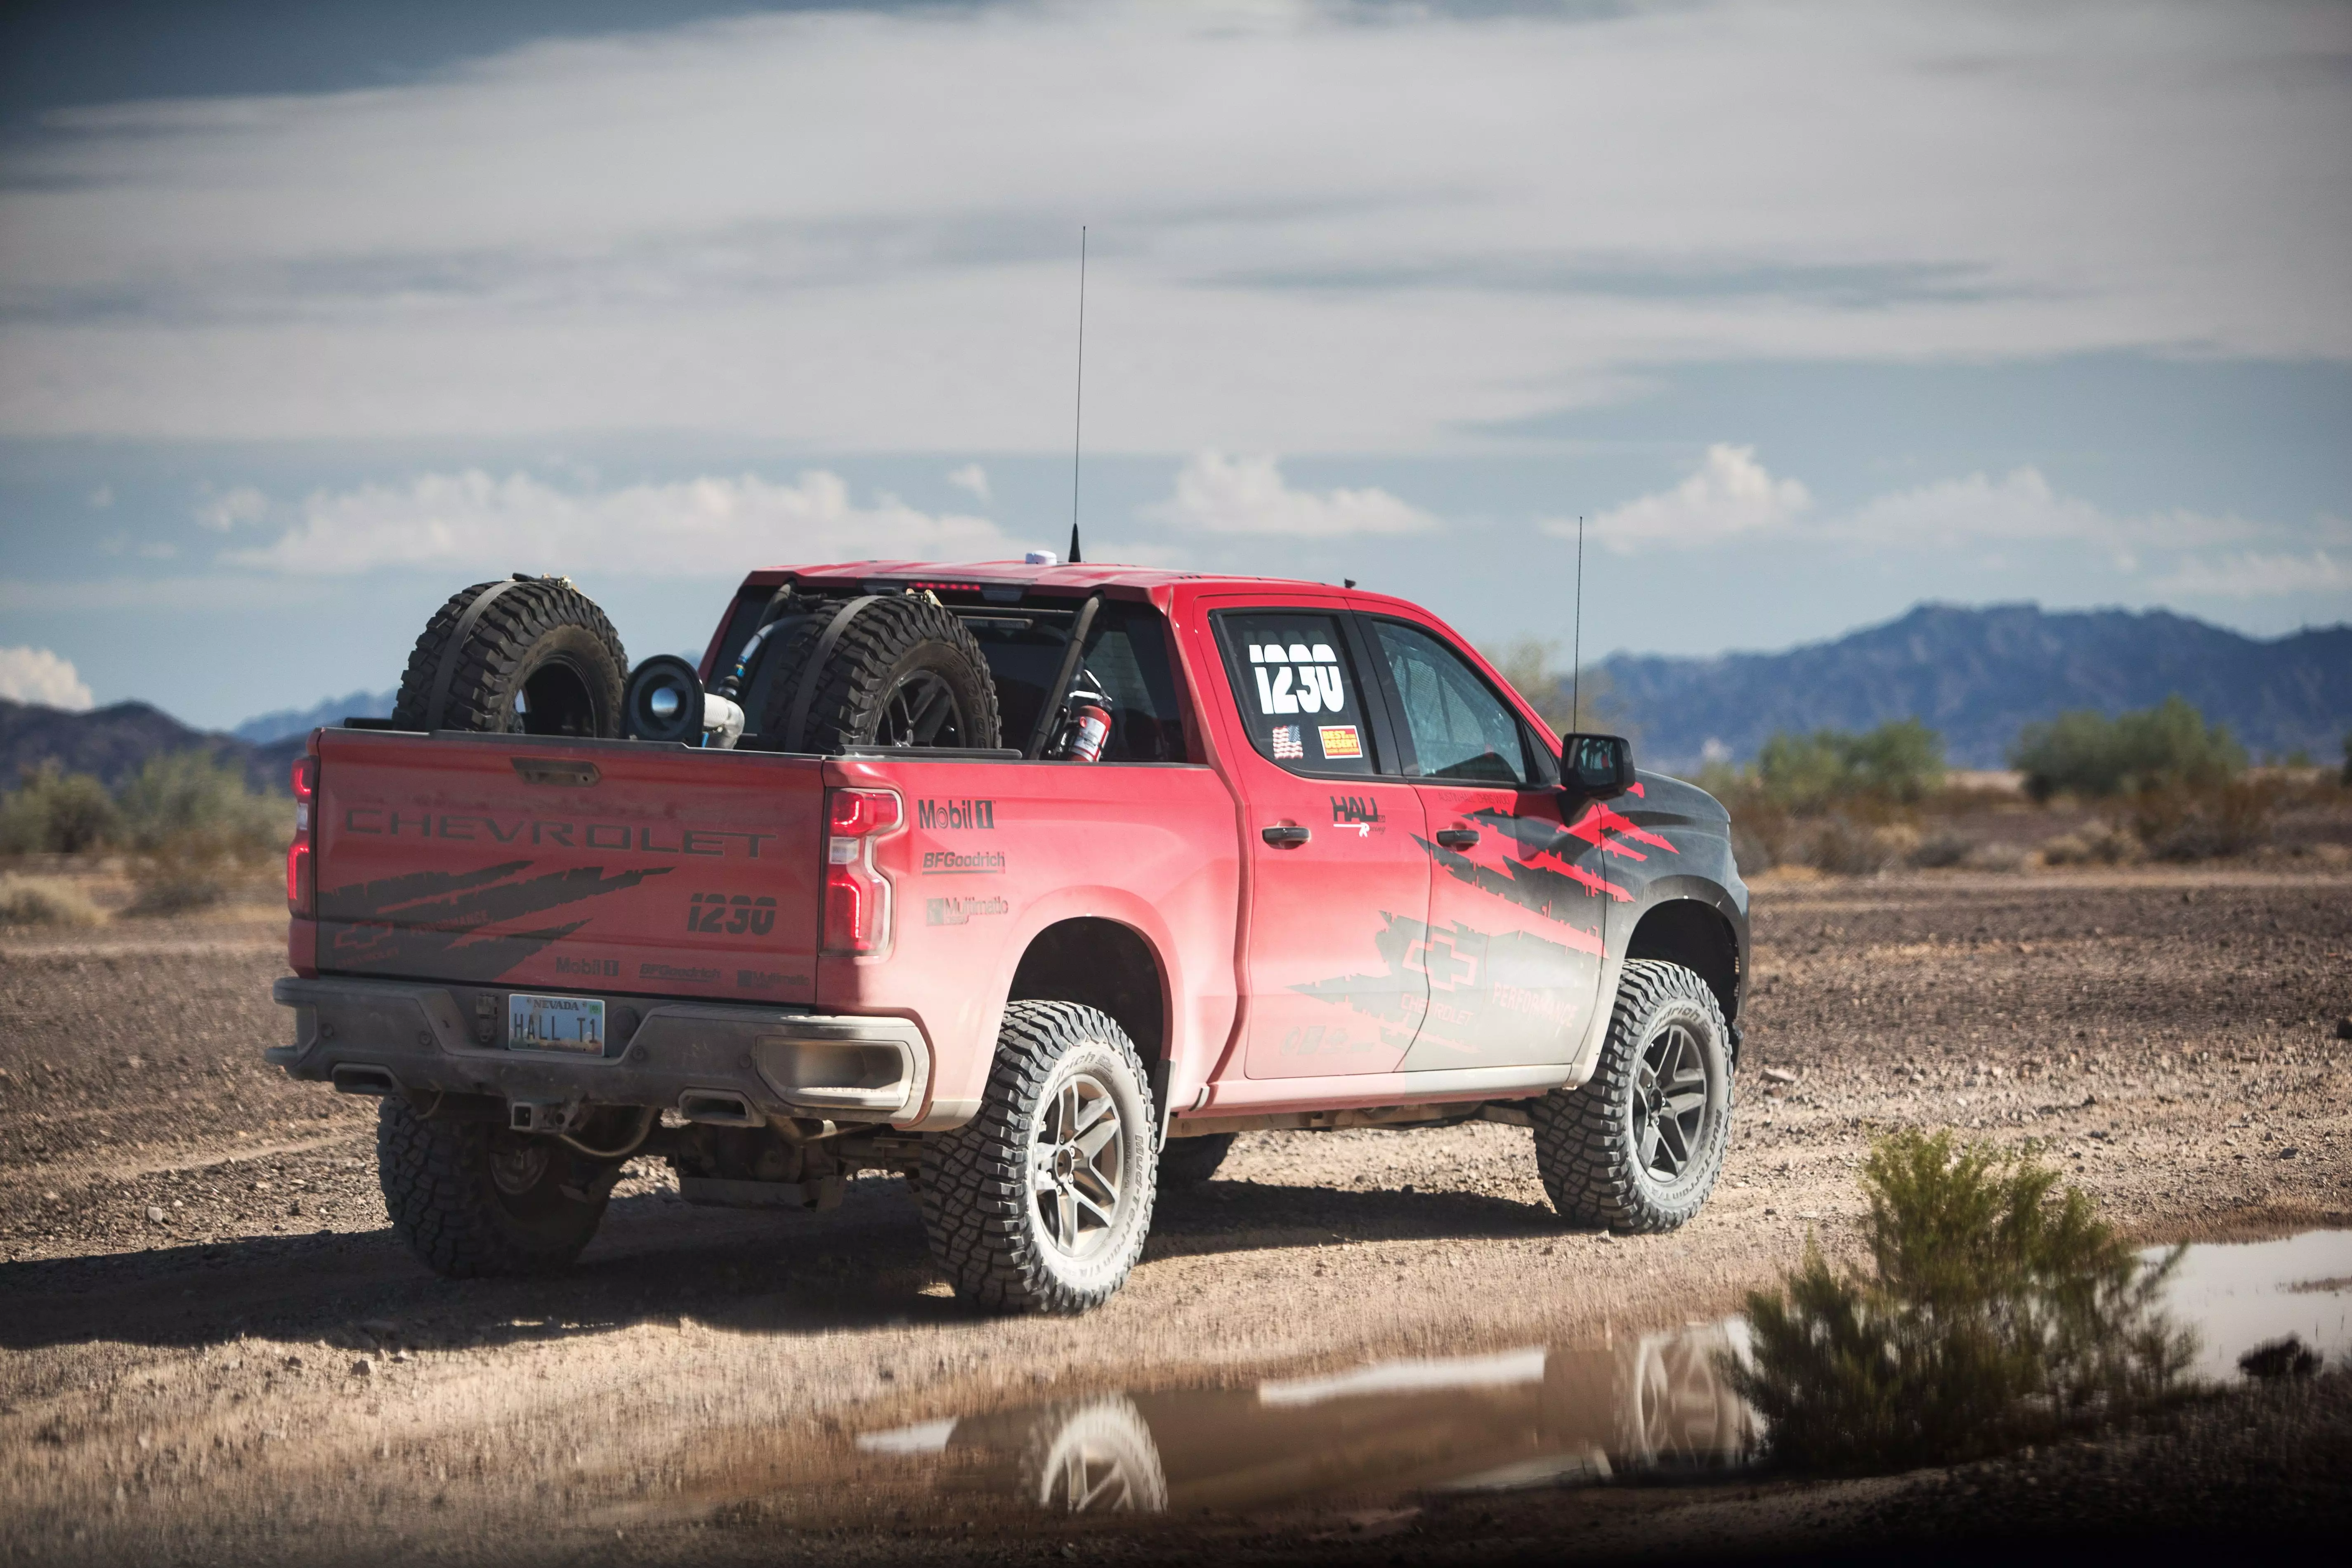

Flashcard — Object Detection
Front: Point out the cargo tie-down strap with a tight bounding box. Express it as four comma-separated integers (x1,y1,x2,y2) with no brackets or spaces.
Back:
780,594,881,752
425,576,532,732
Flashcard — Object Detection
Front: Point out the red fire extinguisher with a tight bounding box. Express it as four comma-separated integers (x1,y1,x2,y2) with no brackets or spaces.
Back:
1051,684,1112,762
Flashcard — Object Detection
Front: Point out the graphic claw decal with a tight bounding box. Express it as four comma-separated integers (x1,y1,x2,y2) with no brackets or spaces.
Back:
320,861,673,982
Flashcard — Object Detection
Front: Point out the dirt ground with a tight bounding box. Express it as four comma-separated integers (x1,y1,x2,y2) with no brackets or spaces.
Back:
2,868,2347,1565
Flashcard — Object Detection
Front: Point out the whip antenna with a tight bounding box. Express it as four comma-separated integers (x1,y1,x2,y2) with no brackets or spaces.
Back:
1069,226,1086,564
1571,515,1584,732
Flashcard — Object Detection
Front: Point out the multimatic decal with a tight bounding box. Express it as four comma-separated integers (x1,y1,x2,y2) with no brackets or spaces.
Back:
926,895,1010,926
1291,913,1589,1056
320,860,673,982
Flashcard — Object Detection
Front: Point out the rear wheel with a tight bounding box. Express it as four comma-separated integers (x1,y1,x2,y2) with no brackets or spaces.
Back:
376,1099,610,1277
1530,959,1732,1233
758,593,1001,754
919,1002,1157,1313
390,576,626,737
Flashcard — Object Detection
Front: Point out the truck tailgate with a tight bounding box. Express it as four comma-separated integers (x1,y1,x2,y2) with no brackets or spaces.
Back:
306,730,824,1005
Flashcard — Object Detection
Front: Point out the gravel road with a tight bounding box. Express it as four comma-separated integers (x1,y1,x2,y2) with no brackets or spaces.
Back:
2,870,2345,1564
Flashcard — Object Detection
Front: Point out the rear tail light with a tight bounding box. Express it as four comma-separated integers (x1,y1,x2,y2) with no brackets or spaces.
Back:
822,788,902,955
287,755,316,916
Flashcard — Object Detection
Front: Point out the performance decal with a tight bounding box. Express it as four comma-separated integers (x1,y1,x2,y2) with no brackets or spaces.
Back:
1291,912,1591,1055
319,860,673,982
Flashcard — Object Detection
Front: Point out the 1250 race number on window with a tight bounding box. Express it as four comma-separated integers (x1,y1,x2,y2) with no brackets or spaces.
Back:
1215,611,1376,777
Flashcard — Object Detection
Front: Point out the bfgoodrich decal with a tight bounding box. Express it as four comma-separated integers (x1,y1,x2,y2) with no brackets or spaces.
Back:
921,848,1006,875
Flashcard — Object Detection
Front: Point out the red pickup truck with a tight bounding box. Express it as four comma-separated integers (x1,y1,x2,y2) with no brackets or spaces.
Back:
271,560,1747,1313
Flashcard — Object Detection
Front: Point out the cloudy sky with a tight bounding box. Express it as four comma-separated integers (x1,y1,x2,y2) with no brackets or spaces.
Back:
1,0,2347,729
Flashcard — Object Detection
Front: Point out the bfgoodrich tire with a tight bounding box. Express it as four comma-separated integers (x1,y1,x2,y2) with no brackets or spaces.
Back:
390,576,627,737
376,1099,609,1278
919,1002,1157,1314
758,593,1001,754
1530,959,1733,1234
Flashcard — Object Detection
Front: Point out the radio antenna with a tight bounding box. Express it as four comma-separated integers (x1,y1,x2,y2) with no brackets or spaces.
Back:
1570,515,1585,732
1068,225,1087,564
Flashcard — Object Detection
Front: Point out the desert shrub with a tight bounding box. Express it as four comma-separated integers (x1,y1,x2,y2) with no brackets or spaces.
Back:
0,872,104,928
2125,778,2278,861
0,764,123,854
1909,827,1976,869
1757,720,1945,810
2037,825,2143,867
1726,1129,2194,1473
116,752,285,854
1483,638,1641,743
2012,696,2245,802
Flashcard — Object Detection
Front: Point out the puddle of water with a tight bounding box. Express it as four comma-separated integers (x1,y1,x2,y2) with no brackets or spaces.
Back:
2149,1228,2352,1382
712,1229,2350,1521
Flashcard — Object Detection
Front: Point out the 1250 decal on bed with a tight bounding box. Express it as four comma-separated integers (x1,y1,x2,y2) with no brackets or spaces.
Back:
685,892,777,934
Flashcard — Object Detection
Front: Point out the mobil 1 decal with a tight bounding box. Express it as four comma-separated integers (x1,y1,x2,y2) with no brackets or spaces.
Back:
1225,612,1374,773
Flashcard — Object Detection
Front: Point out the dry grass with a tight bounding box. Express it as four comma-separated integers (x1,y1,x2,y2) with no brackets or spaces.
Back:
0,872,105,929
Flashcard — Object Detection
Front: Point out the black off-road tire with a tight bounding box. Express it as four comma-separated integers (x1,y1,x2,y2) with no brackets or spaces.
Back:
919,1002,1157,1315
758,593,1001,754
376,1098,609,1278
1530,959,1733,1234
391,576,627,736
1156,1132,1235,1188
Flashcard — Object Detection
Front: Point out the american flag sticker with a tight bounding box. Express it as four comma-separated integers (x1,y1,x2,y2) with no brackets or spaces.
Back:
1318,725,1363,759
1271,724,1304,759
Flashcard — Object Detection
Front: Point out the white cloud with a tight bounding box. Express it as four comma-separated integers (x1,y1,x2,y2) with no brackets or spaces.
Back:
1570,444,1811,551
226,468,1012,576
946,463,991,503
195,484,269,531
1149,450,1436,538
1,1,2343,447
87,484,113,509
0,647,96,710
2150,550,2348,599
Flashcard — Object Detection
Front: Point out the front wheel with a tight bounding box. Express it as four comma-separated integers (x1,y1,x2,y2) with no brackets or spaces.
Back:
919,1001,1158,1314
1530,959,1733,1233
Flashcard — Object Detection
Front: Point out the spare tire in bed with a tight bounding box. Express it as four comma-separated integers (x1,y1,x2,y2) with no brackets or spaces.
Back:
757,593,1001,754
390,576,628,737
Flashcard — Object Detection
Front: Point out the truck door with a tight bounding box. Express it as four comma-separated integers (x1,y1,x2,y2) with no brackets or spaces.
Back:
1203,605,1430,1079
1360,616,1613,1072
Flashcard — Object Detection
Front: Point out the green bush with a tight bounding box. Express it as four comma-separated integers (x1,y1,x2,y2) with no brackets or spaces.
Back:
1727,1129,2194,1473
0,764,123,854
1755,719,1945,809
2011,696,2245,802
116,752,286,856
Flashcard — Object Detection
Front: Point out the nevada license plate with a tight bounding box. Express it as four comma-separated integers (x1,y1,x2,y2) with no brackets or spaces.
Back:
507,992,607,1054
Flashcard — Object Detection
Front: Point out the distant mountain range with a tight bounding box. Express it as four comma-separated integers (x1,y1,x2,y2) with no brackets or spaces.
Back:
0,699,301,793
231,689,395,744
1600,604,2352,771
3,605,2345,791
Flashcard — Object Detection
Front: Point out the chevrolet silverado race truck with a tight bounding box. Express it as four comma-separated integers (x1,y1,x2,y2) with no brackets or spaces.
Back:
270,560,1747,1313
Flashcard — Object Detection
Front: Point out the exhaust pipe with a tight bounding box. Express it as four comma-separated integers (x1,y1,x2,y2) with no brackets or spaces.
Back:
330,1064,400,1097
677,1090,762,1127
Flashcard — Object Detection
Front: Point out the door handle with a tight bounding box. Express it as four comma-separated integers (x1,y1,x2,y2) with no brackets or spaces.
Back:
1434,827,1480,849
1261,825,1311,847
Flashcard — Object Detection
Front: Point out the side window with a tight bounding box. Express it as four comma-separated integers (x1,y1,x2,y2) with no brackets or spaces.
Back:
1212,611,1378,777
1372,620,1533,786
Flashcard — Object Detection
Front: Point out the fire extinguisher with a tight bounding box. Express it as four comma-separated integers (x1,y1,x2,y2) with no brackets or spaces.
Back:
1049,681,1112,762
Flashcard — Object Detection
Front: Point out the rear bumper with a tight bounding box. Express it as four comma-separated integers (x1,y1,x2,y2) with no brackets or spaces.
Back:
267,975,940,1129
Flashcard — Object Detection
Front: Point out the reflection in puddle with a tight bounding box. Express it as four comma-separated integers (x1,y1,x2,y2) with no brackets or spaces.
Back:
760,1231,2351,1521
853,1321,1759,1515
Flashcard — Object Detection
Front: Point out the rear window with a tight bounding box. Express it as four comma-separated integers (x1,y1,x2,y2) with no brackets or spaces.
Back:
964,602,1189,763
1210,609,1378,777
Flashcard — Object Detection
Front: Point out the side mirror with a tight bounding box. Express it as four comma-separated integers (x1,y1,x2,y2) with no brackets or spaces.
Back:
1559,733,1634,796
